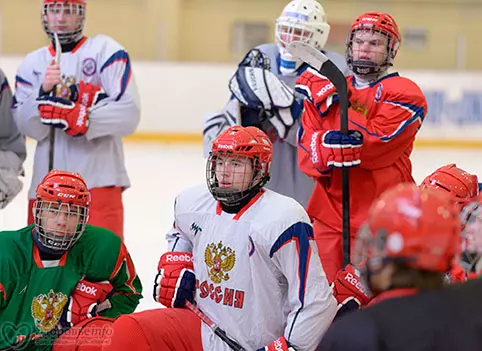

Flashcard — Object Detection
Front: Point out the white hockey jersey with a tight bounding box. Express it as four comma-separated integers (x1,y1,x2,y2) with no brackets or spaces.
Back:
12,35,140,199
166,185,337,351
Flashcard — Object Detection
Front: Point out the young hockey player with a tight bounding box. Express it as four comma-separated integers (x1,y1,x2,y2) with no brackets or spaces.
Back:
0,68,26,210
316,184,482,351
12,0,140,239
203,0,349,209
0,170,142,350
296,11,427,281
102,126,337,351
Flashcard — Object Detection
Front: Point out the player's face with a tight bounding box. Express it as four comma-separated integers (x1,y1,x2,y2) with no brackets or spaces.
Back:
45,3,81,34
277,25,313,48
215,156,254,192
40,202,81,237
351,30,388,65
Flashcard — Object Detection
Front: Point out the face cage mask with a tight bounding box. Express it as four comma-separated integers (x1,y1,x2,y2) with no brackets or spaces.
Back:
346,29,395,79
460,202,482,273
42,2,85,45
206,153,268,206
275,22,315,75
34,200,88,251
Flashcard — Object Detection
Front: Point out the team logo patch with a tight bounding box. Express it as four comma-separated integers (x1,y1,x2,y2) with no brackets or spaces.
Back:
31,289,68,332
55,75,76,99
205,241,236,284
82,57,97,76
374,83,383,103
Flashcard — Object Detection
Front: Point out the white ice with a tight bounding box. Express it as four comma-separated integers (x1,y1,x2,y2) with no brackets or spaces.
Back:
0,140,480,313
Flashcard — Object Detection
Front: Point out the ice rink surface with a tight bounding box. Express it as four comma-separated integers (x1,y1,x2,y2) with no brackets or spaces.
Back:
0,140,481,312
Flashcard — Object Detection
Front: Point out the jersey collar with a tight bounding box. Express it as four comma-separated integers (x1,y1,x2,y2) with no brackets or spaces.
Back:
48,36,87,57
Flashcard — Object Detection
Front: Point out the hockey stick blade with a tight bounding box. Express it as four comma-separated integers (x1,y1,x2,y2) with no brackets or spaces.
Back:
287,41,352,266
185,301,246,351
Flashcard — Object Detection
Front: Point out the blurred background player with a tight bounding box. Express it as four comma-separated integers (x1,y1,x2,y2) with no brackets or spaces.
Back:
12,0,140,239
0,170,142,350
317,183,469,351
203,0,349,208
296,12,427,282
102,126,336,351
0,68,26,210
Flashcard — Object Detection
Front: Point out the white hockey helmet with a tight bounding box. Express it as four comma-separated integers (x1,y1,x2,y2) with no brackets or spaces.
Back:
275,0,331,52
41,0,86,45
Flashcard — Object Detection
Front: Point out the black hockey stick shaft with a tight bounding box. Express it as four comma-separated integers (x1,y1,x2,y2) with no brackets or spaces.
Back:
185,300,246,351
49,32,61,171
287,42,351,266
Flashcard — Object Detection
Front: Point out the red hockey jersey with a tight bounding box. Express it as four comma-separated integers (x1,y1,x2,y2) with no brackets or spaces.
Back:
297,73,427,235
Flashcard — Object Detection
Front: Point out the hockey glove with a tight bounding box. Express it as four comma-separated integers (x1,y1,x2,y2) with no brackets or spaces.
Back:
60,279,114,328
295,68,348,116
38,81,107,136
257,336,296,351
310,129,363,169
153,251,196,308
332,264,371,319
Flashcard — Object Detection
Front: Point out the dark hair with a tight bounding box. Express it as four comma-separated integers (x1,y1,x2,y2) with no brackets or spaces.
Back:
390,262,445,291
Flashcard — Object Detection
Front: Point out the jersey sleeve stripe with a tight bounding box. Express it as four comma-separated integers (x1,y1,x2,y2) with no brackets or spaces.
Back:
269,221,314,305
100,50,132,101
349,101,425,142
1,79,9,93
15,75,33,88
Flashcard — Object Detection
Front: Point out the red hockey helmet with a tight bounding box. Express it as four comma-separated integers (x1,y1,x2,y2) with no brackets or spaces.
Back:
34,170,90,251
346,12,401,77
207,126,273,205
354,183,460,274
421,164,479,210
42,0,86,45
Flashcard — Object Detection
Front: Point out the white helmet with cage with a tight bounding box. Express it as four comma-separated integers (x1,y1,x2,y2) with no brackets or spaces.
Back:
275,0,330,75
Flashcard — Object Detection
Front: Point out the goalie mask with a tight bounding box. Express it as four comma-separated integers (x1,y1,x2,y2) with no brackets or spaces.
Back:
420,163,479,210
354,184,460,285
346,12,401,79
275,0,330,75
42,0,86,45
207,126,272,206
34,170,90,252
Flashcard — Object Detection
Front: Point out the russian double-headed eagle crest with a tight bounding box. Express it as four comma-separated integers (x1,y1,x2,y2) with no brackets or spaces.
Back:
205,241,236,284
31,289,68,332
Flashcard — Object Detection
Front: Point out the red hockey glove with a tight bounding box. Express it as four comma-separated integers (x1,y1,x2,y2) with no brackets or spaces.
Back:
256,336,296,351
38,81,106,136
309,129,363,170
154,251,196,308
332,264,371,318
295,69,343,116
61,280,114,328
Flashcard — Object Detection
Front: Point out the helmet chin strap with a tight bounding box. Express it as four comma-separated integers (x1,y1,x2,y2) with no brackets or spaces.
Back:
279,47,301,76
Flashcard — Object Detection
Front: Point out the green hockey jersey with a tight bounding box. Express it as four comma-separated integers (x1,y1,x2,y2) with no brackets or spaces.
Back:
0,224,143,350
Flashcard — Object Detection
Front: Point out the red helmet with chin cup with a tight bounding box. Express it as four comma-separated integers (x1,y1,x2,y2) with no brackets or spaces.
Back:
34,170,90,251
354,183,461,274
207,126,273,205
346,12,401,77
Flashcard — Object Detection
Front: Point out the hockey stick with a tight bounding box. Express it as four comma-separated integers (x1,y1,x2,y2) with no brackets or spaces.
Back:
48,32,61,171
287,41,351,266
185,300,246,351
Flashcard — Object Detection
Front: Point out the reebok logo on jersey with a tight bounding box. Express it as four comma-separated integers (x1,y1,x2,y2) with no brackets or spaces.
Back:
76,92,90,127
165,253,193,263
310,131,320,164
76,282,98,296
315,82,334,97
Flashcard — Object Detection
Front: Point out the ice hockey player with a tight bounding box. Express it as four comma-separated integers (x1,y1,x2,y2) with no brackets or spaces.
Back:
316,184,482,351
0,170,142,350
0,68,26,209
12,0,140,239
296,11,428,282
102,126,337,351
203,0,349,208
